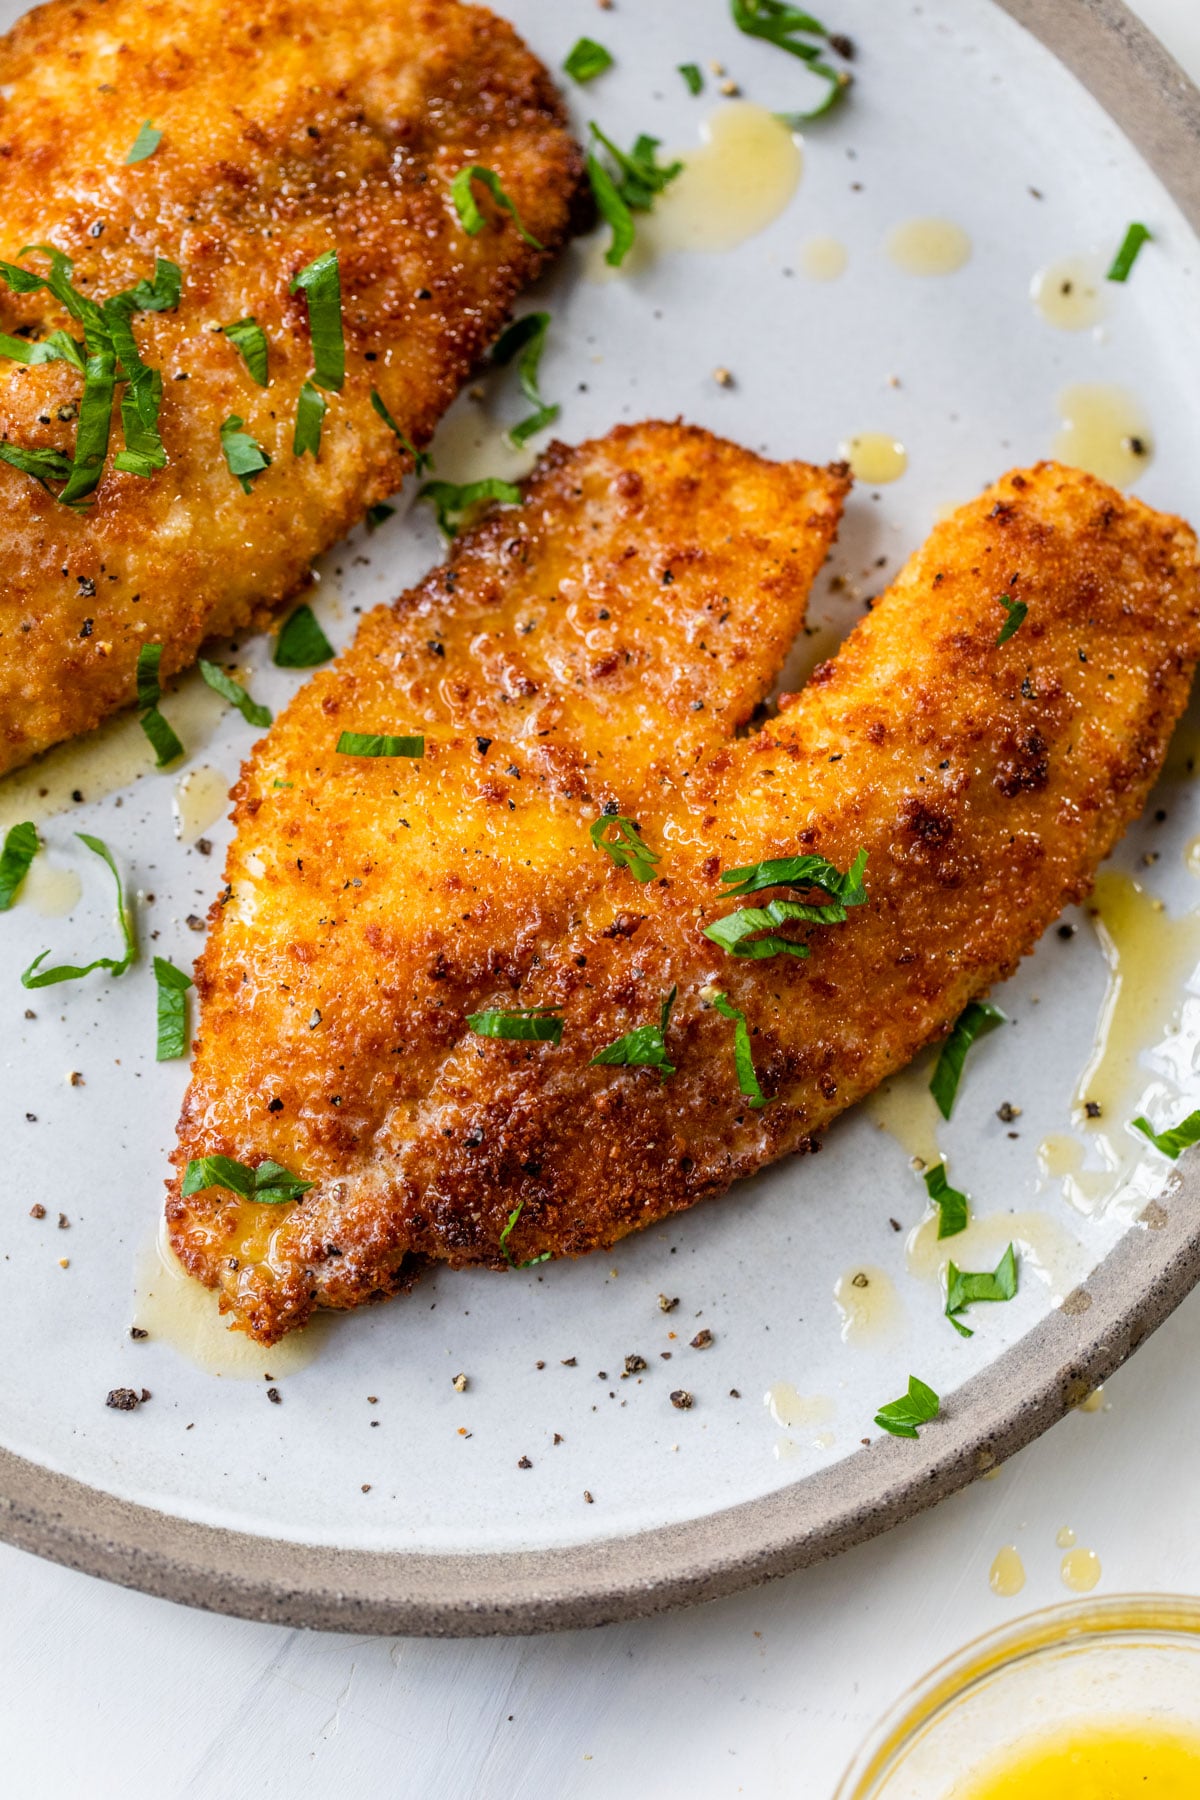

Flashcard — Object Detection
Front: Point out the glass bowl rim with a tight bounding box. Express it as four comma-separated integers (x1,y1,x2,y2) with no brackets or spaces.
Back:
834,1591,1200,1799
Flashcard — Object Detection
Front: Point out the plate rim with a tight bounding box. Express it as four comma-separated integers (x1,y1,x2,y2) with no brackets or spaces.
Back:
4,0,1200,1637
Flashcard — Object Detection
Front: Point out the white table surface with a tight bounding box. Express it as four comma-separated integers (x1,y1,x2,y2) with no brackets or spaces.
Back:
5,4,1200,1795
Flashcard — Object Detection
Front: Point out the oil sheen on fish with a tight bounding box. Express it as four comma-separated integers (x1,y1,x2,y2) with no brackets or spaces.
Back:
168,446,1200,1343
0,0,583,774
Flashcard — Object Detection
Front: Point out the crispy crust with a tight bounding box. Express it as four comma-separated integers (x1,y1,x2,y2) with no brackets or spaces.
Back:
168,450,1200,1343
167,419,851,1339
0,0,584,772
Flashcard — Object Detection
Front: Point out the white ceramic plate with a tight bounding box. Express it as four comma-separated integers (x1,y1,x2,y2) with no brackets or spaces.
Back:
2,0,1200,1632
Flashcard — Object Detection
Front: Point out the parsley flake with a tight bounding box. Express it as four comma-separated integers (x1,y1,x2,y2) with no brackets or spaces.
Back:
492,312,559,446
586,124,682,268
995,592,1027,646
499,1199,552,1268
563,37,613,83
0,820,38,910
467,1006,564,1044
417,476,520,538
181,1155,313,1204
274,604,333,668
154,955,193,1060
711,991,769,1108
591,987,677,1080
923,1162,969,1239
219,414,271,493
198,659,271,728
22,833,136,988
930,999,1006,1119
125,120,163,164
1107,222,1152,283
335,731,424,758
289,249,344,392
590,814,659,883
451,166,543,249
223,317,269,387
706,847,867,959
945,1243,1018,1337
1131,1109,1200,1159
874,1374,939,1439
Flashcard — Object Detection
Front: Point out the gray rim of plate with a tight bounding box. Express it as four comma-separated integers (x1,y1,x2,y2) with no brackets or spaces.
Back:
4,0,1200,1638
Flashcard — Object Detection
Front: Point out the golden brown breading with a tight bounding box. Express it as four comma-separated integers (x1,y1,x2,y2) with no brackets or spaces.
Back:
167,420,850,1337
0,0,583,775
169,449,1200,1344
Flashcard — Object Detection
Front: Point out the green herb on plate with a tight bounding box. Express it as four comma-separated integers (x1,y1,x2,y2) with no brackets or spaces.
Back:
1131,1110,1200,1159
417,476,520,538
923,1162,968,1239
22,833,136,988
945,1243,1018,1337
1107,222,1152,283
874,1374,939,1438
198,659,272,728
293,378,327,459
586,123,682,268
491,312,559,446
563,37,613,83
930,999,1006,1119
274,603,333,668
154,955,193,1060
0,821,39,910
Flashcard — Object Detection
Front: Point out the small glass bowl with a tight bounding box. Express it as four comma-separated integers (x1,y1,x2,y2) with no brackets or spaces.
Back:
835,1594,1200,1800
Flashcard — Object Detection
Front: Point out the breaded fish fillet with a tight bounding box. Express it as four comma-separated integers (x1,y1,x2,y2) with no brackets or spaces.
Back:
0,0,583,775
169,448,1200,1343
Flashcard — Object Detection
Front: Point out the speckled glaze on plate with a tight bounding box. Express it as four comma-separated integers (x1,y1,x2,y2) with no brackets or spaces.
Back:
1,0,1200,1634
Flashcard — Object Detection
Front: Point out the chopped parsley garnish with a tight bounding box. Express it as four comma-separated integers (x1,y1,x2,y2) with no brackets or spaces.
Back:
590,813,659,883
22,832,136,988
499,1199,552,1267
451,166,543,249
995,592,1027,646
874,1374,939,1439
293,379,327,458
180,1154,313,1204
730,0,851,122
121,257,182,313
923,1162,968,1239
679,63,704,94
945,1243,1018,1337
564,37,613,83
125,120,163,164
1131,1109,1200,1159
591,987,677,1079
711,991,769,1108
59,350,116,505
467,1006,565,1044
223,317,269,387
0,444,73,491
0,820,38,910
289,249,344,392
0,329,85,370
154,955,193,1061
370,389,432,474
706,847,867,959
492,312,559,446
365,501,395,530
930,999,1006,1120
1107,222,1152,283
417,476,521,538
335,731,424,758
219,414,271,493
134,643,185,766
198,659,271,728
114,372,167,478
586,124,683,268
274,603,333,668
